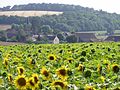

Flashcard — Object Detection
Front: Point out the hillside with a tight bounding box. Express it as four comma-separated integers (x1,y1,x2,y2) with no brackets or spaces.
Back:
0,11,63,17
1,3,120,32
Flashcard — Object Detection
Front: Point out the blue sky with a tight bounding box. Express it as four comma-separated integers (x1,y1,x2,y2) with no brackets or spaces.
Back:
0,0,120,14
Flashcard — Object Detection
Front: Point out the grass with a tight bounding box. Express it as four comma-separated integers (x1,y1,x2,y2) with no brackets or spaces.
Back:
0,25,11,31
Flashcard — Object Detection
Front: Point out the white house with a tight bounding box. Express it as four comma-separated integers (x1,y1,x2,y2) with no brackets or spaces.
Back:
53,36,59,44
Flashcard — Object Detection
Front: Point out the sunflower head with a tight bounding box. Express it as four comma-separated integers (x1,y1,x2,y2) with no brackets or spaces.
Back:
112,64,119,73
0,77,4,85
41,67,50,80
28,77,37,90
6,54,11,58
52,80,68,89
97,64,102,74
48,54,56,61
100,76,105,83
80,57,86,62
81,51,86,56
14,75,28,90
3,58,8,68
113,87,120,90
84,70,92,78
78,64,85,72
84,84,95,90
67,58,73,63
106,64,110,72
56,67,68,80
103,60,110,65
17,66,25,75
8,74,13,83
30,59,36,65
28,58,37,69
32,74,39,84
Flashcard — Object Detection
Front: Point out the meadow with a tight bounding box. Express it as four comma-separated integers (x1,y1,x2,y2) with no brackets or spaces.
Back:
0,11,63,17
0,25,11,31
0,42,119,90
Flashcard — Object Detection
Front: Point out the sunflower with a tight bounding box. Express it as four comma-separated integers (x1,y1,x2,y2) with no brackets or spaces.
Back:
106,64,110,72
30,59,36,65
6,54,11,58
28,77,36,90
32,74,39,85
0,77,3,85
67,58,73,63
3,58,8,68
84,70,92,78
112,64,119,73
81,51,86,56
100,76,105,83
97,64,102,74
56,67,68,80
78,64,85,72
17,66,25,75
28,58,37,69
84,84,95,90
113,87,120,90
52,80,68,90
79,57,86,62
103,60,110,65
8,74,13,83
14,75,28,90
48,54,56,61
41,67,50,80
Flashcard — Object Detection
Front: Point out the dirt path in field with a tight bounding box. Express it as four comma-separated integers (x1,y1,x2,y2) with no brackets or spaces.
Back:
0,41,25,46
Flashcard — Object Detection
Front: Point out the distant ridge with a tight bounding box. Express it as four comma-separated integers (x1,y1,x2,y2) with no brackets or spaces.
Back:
0,3,120,33
1,3,98,12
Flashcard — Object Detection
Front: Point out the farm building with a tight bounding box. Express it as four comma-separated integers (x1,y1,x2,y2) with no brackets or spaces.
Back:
74,32,100,42
32,34,59,43
47,35,59,43
104,35,120,42
53,36,59,44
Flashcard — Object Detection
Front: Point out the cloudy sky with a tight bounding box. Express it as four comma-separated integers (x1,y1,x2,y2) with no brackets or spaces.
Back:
0,0,120,14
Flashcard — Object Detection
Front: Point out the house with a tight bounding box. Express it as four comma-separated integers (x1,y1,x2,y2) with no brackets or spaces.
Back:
47,35,60,43
53,36,59,44
104,35,120,42
31,34,59,43
74,32,100,42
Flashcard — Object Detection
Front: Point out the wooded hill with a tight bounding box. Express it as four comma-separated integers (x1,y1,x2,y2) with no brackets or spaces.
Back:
0,3,120,32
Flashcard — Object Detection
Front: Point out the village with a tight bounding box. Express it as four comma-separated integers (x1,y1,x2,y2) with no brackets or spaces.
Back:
1,24,120,44
31,30,120,44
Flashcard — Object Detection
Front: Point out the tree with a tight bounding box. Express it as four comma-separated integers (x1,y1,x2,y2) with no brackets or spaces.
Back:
16,29,26,42
54,23,70,32
41,25,53,35
0,31,8,41
57,33,65,41
31,17,40,34
66,35,77,43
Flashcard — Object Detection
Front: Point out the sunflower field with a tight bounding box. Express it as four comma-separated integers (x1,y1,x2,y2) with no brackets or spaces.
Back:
0,42,120,90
